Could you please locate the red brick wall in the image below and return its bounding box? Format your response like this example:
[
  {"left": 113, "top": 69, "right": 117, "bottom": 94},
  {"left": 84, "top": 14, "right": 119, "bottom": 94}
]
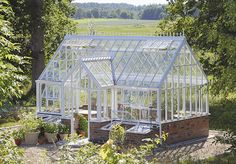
[
  {"left": 89, "top": 116, "right": 209, "bottom": 145},
  {"left": 89, "top": 121, "right": 110, "bottom": 143},
  {"left": 162, "top": 116, "right": 209, "bottom": 144}
]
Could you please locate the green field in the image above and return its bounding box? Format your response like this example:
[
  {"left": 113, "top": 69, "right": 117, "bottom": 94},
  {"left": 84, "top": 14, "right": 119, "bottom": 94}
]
[{"left": 74, "top": 18, "right": 161, "bottom": 35}]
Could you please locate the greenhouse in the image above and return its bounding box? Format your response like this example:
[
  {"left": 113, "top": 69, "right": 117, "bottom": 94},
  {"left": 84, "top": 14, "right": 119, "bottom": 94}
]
[{"left": 36, "top": 34, "right": 209, "bottom": 143}]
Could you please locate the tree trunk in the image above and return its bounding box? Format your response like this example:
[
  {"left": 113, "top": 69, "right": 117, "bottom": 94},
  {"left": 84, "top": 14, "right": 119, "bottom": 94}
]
[{"left": 30, "top": 0, "right": 44, "bottom": 91}]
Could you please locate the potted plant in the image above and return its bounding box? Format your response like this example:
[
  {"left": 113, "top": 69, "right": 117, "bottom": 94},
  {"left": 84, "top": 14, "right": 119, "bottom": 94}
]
[
  {"left": 20, "top": 112, "right": 42, "bottom": 145},
  {"left": 43, "top": 122, "right": 58, "bottom": 143},
  {"left": 77, "top": 114, "right": 88, "bottom": 137},
  {"left": 38, "top": 132, "right": 47, "bottom": 145},
  {"left": 12, "top": 129, "right": 25, "bottom": 146},
  {"left": 58, "top": 124, "right": 69, "bottom": 140}
]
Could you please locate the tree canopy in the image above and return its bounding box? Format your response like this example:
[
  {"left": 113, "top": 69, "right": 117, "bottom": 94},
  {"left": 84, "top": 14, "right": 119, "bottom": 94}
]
[
  {"left": 73, "top": 3, "right": 166, "bottom": 20},
  {"left": 9, "top": 0, "right": 75, "bottom": 91},
  {"left": 0, "top": 0, "right": 27, "bottom": 106},
  {"left": 141, "top": 5, "right": 166, "bottom": 20},
  {"left": 0, "top": 0, "right": 75, "bottom": 107},
  {"left": 160, "top": 0, "right": 236, "bottom": 96}
]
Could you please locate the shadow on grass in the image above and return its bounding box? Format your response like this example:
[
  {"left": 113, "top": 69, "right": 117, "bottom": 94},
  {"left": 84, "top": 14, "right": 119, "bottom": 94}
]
[{"left": 209, "top": 98, "right": 236, "bottom": 132}]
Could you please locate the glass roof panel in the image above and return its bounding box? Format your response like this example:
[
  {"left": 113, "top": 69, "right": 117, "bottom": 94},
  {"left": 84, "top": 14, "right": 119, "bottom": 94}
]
[
  {"left": 38, "top": 35, "right": 207, "bottom": 89},
  {"left": 115, "top": 39, "right": 183, "bottom": 88},
  {"left": 82, "top": 59, "right": 114, "bottom": 87}
]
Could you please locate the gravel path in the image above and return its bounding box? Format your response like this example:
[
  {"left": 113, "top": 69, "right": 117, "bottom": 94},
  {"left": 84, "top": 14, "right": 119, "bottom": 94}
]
[
  {"left": 21, "top": 130, "right": 231, "bottom": 163},
  {"left": 156, "top": 130, "right": 231, "bottom": 163},
  {"left": 22, "top": 143, "right": 61, "bottom": 164}
]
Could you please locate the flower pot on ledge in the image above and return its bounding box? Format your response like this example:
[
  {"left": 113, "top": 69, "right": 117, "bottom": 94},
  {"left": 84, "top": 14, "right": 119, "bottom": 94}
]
[
  {"left": 79, "top": 130, "right": 86, "bottom": 137},
  {"left": 25, "top": 131, "right": 40, "bottom": 145},
  {"left": 45, "top": 132, "right": 58, "bottom": 143},
  {"left": 59, "top": 133, "right": 68, "bottom": 140},
  {"left": 14, "top": 139, "right": 22, "bottom": 146}
]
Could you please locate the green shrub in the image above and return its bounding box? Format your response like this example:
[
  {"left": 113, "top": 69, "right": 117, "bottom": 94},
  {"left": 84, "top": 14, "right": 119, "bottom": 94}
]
[
  {"left": 19, "top": 112, "right": 42, "bottom": 132},
  {"left": 0, "top": 130, "right": 24, "bottom": 163},
  {"left": 57, "top": 130, "right": 168, "bottom": 163},
  {"left": 58, "top": 133, "right": 81, "bottom": 163},
  {"left": 43, "top": 122, "right": 58, "bottom": 133},
  {"left": 12, "top": 129, "right": 25, "bottom": 140},
  {"left": 78, "top": 114, "right": 88, "bottom": 132},
  {"left": 58, "top": 124, "right": 70, "bottom": 134},
  {"left": 109, "top": 124, "right": 125, "bottom": 145}
]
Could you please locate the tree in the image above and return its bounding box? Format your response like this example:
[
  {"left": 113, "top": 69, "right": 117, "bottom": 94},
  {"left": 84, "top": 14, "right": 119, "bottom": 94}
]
[
  {"left": 43, "top": 0, "right": 76, "bottom": 62},
  {"left": 29, "top": 0, "right": 44, "bottom": 90},
  {"left": 9, "top": 0, "right": 76, "bottom": 92},
  {"left": 86, "top": 10, "right": 92, "bottom": 18},
  {"left": 110, "top": 10, "right": 118, "bottom": 18},
  {"left": 160, "top": 0, "right": 236, "bottom": 96},
  {"left": 115, "top": 9, "right": 121, "bottom": 16},
  {"left": 91, "top": 8, "right": 99, "bottom": 18},
  {"left": 0, "top": 0, "right": 26, "bottom": 106},
  {"left": 74, "top": 7, "right": 86, "bottom": 19},
  {"left": 72, "top": 3, "right": 154, "bottom": 19},
  {"left": 141, "top": 5, "right": 165, "bottom": 20},
  {"left": 120, "top": 11, "right": 129, "bottom": 19}
]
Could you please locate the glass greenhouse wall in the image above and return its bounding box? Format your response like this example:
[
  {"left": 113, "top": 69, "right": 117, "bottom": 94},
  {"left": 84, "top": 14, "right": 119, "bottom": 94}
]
[{"left": 36, "top": 35, "right": 209, "bottom": 137}]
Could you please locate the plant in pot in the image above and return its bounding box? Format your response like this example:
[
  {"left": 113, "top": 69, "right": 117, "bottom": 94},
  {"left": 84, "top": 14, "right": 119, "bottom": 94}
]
[
  {"left": 20, "top": 112, "right": 42, "bottom": 145},
  {"left": 12, "top": 129, "right": 25, "bottom": 146},
  {"left": 58, "top": 124, "right": 69, "bottom": 140},
  {"left": 78, "top": 114, "right": 88, "bottom": 137},
  {"left": 43, "top": 122, "right": 58, "bottom": 143}
]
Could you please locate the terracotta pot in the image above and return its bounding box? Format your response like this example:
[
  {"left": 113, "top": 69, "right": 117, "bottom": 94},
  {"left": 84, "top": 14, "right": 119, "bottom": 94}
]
[
  {"left": 79, "top": 131, "right": 86, "bottom": 137},
  {"left": 38, "top": 135, "right": 47, "bottom": 145},
  {"left": 45, "top": 132, "right": 58, "bottom": 143},
  {"left": 14, "top": 139, "right": 22, "bottom": 146},
  {"left": 25, "top": 131, "right": 40, "bottom": 145},
  {"left": 59, "top": 134, "right": 68, "bottom": 140}
]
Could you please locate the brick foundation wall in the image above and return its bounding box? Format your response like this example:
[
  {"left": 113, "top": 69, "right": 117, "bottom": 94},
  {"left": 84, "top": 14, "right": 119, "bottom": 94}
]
[
  {"left": 89, "top": 121, "right": 110, "bottom": 143},
  {"left": 89, "top": 115, "right": 209, "bottom": 145},
  {"left": 162, "top": 115, "right": 209, "bottom": 144}
]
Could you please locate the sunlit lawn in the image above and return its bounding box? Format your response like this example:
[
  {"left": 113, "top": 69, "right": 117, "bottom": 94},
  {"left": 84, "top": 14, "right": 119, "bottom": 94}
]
[
  {"left": 0, "top": 119, "right": 19, "bottom": 128},
  {"left": 74, "top": 18, "right": 161, "bottom": 35}
]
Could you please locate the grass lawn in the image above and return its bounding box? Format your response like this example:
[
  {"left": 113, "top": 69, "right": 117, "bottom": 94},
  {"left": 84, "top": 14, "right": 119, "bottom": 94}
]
[
  {"left": 209, "top": 97, "right": 236, "bottom": 132},
  {"left": 0, "top": 119, "right": 19, "bottom": 128},
  {"left": 203, "top": 152, "right": 236, "bottom": 164},
  {"left": 0, "top": 107, "right": 36, "bottom": 128},
  {"left": 74, "top": 18, "right": 161, "bottom": 35}
]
